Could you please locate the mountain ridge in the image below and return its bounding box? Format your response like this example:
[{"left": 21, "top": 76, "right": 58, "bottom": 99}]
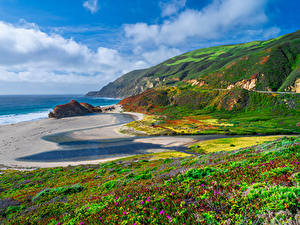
[{"left": 87, "top": 30, "right": 300, "bottom": 98}]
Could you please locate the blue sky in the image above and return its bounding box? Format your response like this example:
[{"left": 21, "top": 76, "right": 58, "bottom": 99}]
[{"left": 0, "top": 0, "right": 299, "bottom": 94}]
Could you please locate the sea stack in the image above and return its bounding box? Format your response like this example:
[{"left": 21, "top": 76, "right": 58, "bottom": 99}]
[{"left": 48, "top": 100, "right": 102, "bottom": 119}]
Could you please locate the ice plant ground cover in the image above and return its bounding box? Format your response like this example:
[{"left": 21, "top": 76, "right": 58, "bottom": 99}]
[{"left": 0, "top": 137, "right": 299, "bottom": 224}]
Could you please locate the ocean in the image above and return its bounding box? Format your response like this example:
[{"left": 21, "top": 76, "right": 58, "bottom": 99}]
[{"left": 0, "top": 95, "right": 120, "bottom": 125}]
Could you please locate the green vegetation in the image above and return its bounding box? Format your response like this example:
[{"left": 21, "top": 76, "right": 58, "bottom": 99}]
[
  {"left": 32, "top": 183, "right": 84, "bottom": 203},
  {"left": 1, "top": 137, "right": 299, "bottom": 224},
  {"left": 279, "top": 56, "right": 300, "bottom": 91},
  {"left": 120, "top": 86, "right": 300, "bottom": 135},
  {"left": 88, "top": 30, "right": 300, "bottom": 98},
  {"left": 188, "top": 136, "right": 284, "bottom": 153}
]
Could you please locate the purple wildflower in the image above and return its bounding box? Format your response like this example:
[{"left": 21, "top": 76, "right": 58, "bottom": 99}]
[{"left": 160, "top": 210, "right": 164, "bottom": 215}]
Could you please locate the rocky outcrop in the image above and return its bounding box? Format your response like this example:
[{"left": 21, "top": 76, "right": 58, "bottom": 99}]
[
  {"left": 227, "top": 73, "right": 260, "bottom": 91},
  {"left": 290, "top": 78, "right": 300, "bottom": 93},
  {"left": 48, "top": 100, "right": 102, "bottom": 119},
  {"left": 101, "top": 105, "right": 116, "bottom": 112},
  {"left": 80, "top": 102, "right": 102, "bottom": 113},
  {"left": 186, "top": 79, "right": 207, "bottom": 87}
]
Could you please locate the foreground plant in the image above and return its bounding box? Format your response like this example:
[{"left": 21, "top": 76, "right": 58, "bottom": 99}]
[{"left": 0, "top": 137, "right": 299, "bottom": 224}]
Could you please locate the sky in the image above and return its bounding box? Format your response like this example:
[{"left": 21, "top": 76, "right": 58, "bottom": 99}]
[{"left": 0, "top": 0, "right": 299, "bottom": 94}]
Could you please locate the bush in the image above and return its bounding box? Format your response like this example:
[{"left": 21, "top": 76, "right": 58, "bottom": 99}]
[
  {"left": 182, "top": 167, "right": 220, "bottom": 180},
  {"left": 133, "top": 172, "right": 152, "bottom": 181},
  {"left": 102, "top": 180, "right": 118, "bottom": 190},
  {"left": 32, "top": 183, "right": 84, "bottom": 203},
  {"left": 247, "top": 185, "right": 300, "bottom": 212}
]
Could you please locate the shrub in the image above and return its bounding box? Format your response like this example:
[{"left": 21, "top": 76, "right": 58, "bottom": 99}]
[
  {"left": 32, "top": 183, "right": 84, "bottom": 203},
  {"left": 262, "top": 167, "right": 293, "bottom": 178},
  {"left": 133, "top": 172, "right": 152, "bottom": 181},
  {"left": 182, "top": 167, "right": 220, "bottom": 180},
  {"left": 247, "top": 185, "right": 300, "bottom": 212},
  {"left": 102, "top": 180, "right": 118, "bottom": 190}
]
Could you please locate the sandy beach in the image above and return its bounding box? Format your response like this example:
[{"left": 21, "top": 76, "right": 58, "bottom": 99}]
[{"left": 0, "top": 106, "right": 207, "bottom": 169}]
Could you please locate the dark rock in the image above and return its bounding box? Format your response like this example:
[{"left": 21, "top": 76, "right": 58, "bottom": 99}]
[
  {"left": 48, "top": 100, "right": 102, "bottom": 119},
  {"left": 80, "top": 102, "right": 102, "bottom": 113},
  {"left": 101, "top": 105, "right": 115, "bottom": 112}
]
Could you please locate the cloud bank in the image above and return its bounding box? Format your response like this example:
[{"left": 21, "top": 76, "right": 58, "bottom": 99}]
[
  {"left": 0, "top": 21, "right": 146, "bottom": 90},
  {"left": 125, "top": 0, "right": 270, "bottom": 46}
]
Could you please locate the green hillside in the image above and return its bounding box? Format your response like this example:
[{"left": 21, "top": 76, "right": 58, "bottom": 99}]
[
  {"left": 119, "top": 87, "right": 300, "bottom": 135},
  {"left": 87, "top": 30, "right": 300, "bottom": 98}
]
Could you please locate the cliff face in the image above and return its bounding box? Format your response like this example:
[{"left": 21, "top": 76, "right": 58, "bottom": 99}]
[{"left": 87, "top": 30, "right": 300, "bottom": 98}]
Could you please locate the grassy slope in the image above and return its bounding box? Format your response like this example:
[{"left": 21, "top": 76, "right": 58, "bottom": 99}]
[
  {"left": 188, "top": 136, "right": 285, "bottom": 153},
  {"left": 120, "top": 87, "right": 300, "bottom": 135},
  {"left": 0, "top": 137, "right": 299, "bottom": 224},
  {"left": 90, "top": 30, "right": 300, "bottom": 98}
]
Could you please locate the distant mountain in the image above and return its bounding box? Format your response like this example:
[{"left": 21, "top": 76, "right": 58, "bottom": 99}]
[{"left": 87, "top": 30, "right": 300, "bottom": 98}]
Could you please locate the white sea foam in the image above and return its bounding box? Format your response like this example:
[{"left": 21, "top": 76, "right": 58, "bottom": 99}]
[{"left": 0, "top": 110, "right": 51, "bottom": 125}]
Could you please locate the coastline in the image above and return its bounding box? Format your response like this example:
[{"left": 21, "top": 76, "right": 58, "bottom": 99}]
[
  {"left": 0, "top": 105, "right": 155, "bottom": 169},
  {"left": 1, "top": 104, "right": 290, "bottom": 170},
  {"left": 0, "top": 104, "right": 230, "bottom": 170},
  {"left": 0, "top": 105, "right": 125, "bottom": 168}
]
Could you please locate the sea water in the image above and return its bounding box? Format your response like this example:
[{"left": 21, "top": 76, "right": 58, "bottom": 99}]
[{"left": 0, "top": 95, "right": 120, "bottom": 125}]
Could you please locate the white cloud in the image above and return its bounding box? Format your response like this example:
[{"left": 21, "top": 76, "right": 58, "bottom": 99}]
[
  {"left": 125, "top": 0, "right": 268, "bottom": 46},
  {"left": 0, "top": 21, "right": 181, "bottom": 94},
  {"left": 142, "top": 46, "right": 181, "bottom": 65},
  {"left": 0, "top": 21, "right": 146, "bottom": 92},
  {"left": 160, "top": 0, "right": 186, "bottom": 17},
  {"left": 0, "top": 0, "right": 281, "bottom": 94},
  {"left": 262, "top": 27, "right": 281, "bottom": 39},
  {"left": 83, "top": 0, "right": 99, "bottom": 14}
]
